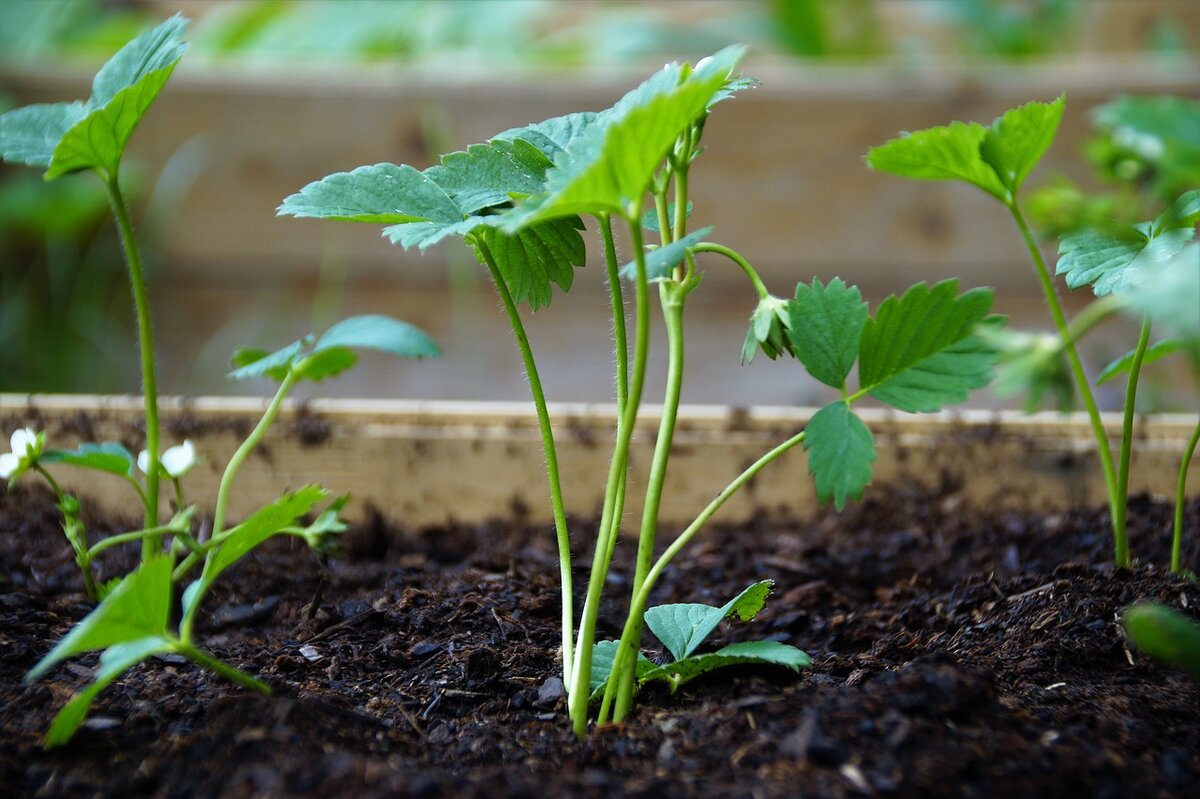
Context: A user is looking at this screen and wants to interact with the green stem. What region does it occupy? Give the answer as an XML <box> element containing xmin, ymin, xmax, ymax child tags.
<box><xmin>599</xmin><ymin>216</ymin><xmax>632</xmax><ymax>573</ymax></box>
<box><xmin>609</xmin><ymin>286</ymin><xmax>687</xmax><ymax>721</ymax></box>
<box><xmin>1115</xmin><ymin>317</ymin><xmax>1152</xmax><ymax>567</ymax></box>
<box><xmin>690</xmin><ymin>242</ymin><xmax>770</xmax><ymax>300</ymax></box>
<box><xmin>33</xmin><ymin>463</ymin><xmax>64</xmax><ymax>500</ymax></box>
<box><xmin>87</xmin><ymin>520</ymin><xmax>191</xmax><ymax>559</ymax></box>
<box><xmin>102</xmin><ymin>170</ymin><xmax>160</xmax><ymax>557</ymax></box>
<box><xmin>602</xmin><ymin>429</ymin><xmax>808</xmax><ymax>721</ymax></box>
<box><xmin>569</xmin><ymin>218</ymin><xmax>652</xmax><ymax>738</ymax></box>
<box><xmin>180</xmin><ymin>371</ymin><xmax>298</xmax><ymax>642</ymax></box>
<box><xmin>1062</xmin><ymin>295</ymin><xmax>1122</xmax><ymax>348</ymax></box>
<box><xmin>1008</xmin><ymin>201</ymin><xmax>1122</xmax><ymax>564</ymax></box>
<box><xmin>175</xmin><ymin>641</ymin><xmax>270</xmax><ymax>695</ymax></box>
<box><xmin>1173</xmin><ymin>418</ymin><xmax>1200</xmax><ymax>574</ymax></box>
<box><xmin>474</xmin><ymin>239</ymin><xmax>575</xmax><ymax>688</ymax></box>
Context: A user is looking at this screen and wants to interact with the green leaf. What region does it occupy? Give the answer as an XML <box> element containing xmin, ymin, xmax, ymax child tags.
<box><xmin>26</xmin><ymin>556</ymin><xmax>172</xmax><ymax>682</ymax></box>
<box><xmin>803</xmin><ymin>401</ymin><xmax>875</xmax><ymax>511</ymax></box>
<box><xmin>1097</xmin><ymin>339</ymin><xmax>1186</xmax><ymax>385</ymax></box>
<box><xmin>979</xmin><ymin>95</ymin><xmax>1065</xmax><ymax>194</ymax></box>
<box><xmin>493</xmin><ymin>112</ymin><xmax>601</xmax><ymax>160</ymax></box>
<box><xmin>787</xmin><ymin>277</ymin><xmax>868</xmax><ymax>389</ymax></box>
<box><xmin>644</xmin><ymin>579</ymin><xmax>774</xmax><ymax>661</ymax></box>
<box><xmin>857</xmin><ymin>280</ymin><xmax>998</xmax><ymax>412</ymax></box>
<box><xmin>42</xmin><ymin>442</ymin><xmax>136</xmax><ymax>478</ymax></box>
<box><xmin>640</xmin><ymin>202</ymin><xmax>692</xmax><ymax>234</ymax></box>
<box><xmin>228</xmin><ymin>339</ymin><xmax>304</xmax><ymax>381</ymax></box>
<box><xmin>509</xmin><ymin>46</ymin><xmax>746</xmax><ymax>225</ymax></box>
<box><xmin>1157</xmin><ymin>189</ymin><xmax>1200</xmax><ymax>233</ymax></box>
<box><xmin>1126</xmin><ymin>242</ymin><xmax>1200</xmax><ymax>339</ymax></box>
<box><xmin>472</xmin><ymin>218</ymin><xmax>587</xmax><ymax>310</ymax></box>
<box><xmin>313</xmin><ymin>314</ymin><xmax>441</xmax><ymax>359</ymax></box>
<box><xmin>47</xmin><ymin>66</ymin><xmax>179</xmax><ymax>179</ymax></box>
<box><xmin>865</xmin><ymin>121</ymin><xmax>1007</xmax><ymax>201</ymax></box>
<box><xmin>44</xmin><ymin>636</ymin><xmax>173</xmax><ymax>748</ymax></box>
<box><xmin>87</xmin><ymin>15</ymin><xmax>189</xmax><ymax>110</ymax></box>
<box><xmin>1057</xmin><ymin>224</ymin><xmax>1195</xmax><ymax>297</ymax></box>
<box><xmin>208</xmin><ymin>486</ymin><xmax>328</xmax><ymax>581</ymax></box>
<box><xmin>424</xmin><ymin>139</ymin><xmax>552</xmax><ymax>214</ymax></box>
<box><xmin>640</xmin><ymin>640</ymin><xmax>811</xmax><ymax>692</ymax></box>
<box><xmin>278</xmin><ymin>162</ymin><xmax>461</xmax><ymax>224</ymax></box>
<box><xmin>619</xmin><ymin>226</ymin><xmax>712</xmax><ymax>282</ymax></box>
<box><xmin>589</xmin><ymin>639</ymin><xmax>655</xmax><ymax>698</ymax></box>
<box><xmin>0</xmin><ymin>102</ymin><xmax>87</xmax><ymax>168</ymax></box>
<box><xmin>1123</xmin><ymin>602</ymin><xmax>1200</xmax><ymax>677</ymax></box>
<box><xmin>294</xmin><ymin>347</ymin><xmax>357</xmax><ymax>382</ymax></box>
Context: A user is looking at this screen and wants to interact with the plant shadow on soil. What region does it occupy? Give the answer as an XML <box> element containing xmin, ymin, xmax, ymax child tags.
<box><xmin>1</xmin><ymin>479</ymin><xmax>1198</xmax><ymax>799</ymax></box>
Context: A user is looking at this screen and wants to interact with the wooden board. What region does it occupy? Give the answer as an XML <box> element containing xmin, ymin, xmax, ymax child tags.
<box><xmin>2</xmin><ymin>395</ymin><xmax>1196</xmax><ymax>531</ymax></box>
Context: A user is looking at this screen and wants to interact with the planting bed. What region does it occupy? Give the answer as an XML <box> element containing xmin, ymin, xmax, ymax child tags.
<box><xmin>2</xmin><ymin>472</ymin><xmax>1198</xmax><ymax>798</ymax></box>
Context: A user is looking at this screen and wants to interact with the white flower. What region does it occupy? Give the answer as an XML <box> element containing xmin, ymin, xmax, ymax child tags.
<box><xmin>0</xmin><ymin>428</ymin><xmax>44</xmax><ymax>482</ymax></box>
<box><xmin>138</xmin><ymin>440</ymin><xmax>196</xmax><ymax>478</ymax></box>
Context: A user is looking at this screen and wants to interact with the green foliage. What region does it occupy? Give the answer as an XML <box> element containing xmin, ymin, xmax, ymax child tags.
<box><xmin>858</xmin><ymin>281</ymin><xmax>998</xmax><ymax>412</ymax></box>
<box><xmin>619</xmin><ymin>227</ymin><xmax>713</xmax><ymax>282</ymax></box>
<box><xmin>0</xmin><ymin>15</ymin><xmax>187</xmax><ymax>177</ymax></box>
<box><xmin>787</xmin><ymin>277</ymin><xmax>868</xmax><ymax>389</ymax></box>
<box><xmin>644</xmin><ymin>579</ymin><xmax>774</xmax><ymax>660</ymax></box>
<box><xmin>640</xmin><ymin>640</ymin><xmax>811</xmax><ymax>692</ymax></box>
<box><xmin>1127</xmin><ymin>242</ymin><xmax>1200</xmax><ymax>339</ymax></box>
<box><xmin>26</xmin><ymin>555</ymin><xmax>172</xmax><ymax>682</ymax></box>
<box><xmin>1056</xmin><ymin>195</ymin><xmax>1197</xmax><ymax>297</ymax></box>
<box><xmin>1097</xmin><ymin>339</ymin><xmax>1186</xmax><ymax>386</ymax></box>
<box><xmin>42</xmin><ymin>442</ymin><xmax>136</xmax><ymax>478</ymax></box>
<box><xmin>1123</xmin><ymin>602</ymin><xmax>1200</xmax><ymax>677</ymax></box>
<box><xmin>803</xmin><ymin>401</ymin><xmax>875</xmax><ymax>511</ymax></box>
<box><xmin>229</xmin><ymin>314</ymin><xmax>439</xmax><ymax>382</ymax></box>
<box><xmin>1092</xmin><ymin>95</ymin><xmax>1200</xmax><ymax>203</ymax></box>
<box><xmin>865</xmin><ymin>96</ymin><xmax>1064</xmax><ymax>204</ymax></box>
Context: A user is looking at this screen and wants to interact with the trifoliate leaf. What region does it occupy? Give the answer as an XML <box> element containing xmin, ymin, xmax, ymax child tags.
<box><xmin>865</xmin><ymin>121</ymin><xmax>1007</xmax><ymax>201</ymax></box>
<box><xmin>1057</xmin><ymin>223</ymin><xmax>1194</xmax><ymax>297</ymax></box>
<box><xmin>639</xmin><ymin>640</ymin><xmax>810</xmax><ymax>692</ymax></box>
<box><xmin>857</xmin><ymin>280</ymin><xmax>998</xmax><ymax>412</ymax></box>
<box><xmin>619</xmin><ymin>226</ymin><xmax>712</xmax><ymax>282</ymax></box>
<box><xmin>803</xmin><ymin>401</ymin><xmax>875</xmax><ymax>511</ymax></box>
<box><xmin>644</xmin><ymin>580</ymin><xmax>774</xmax><ymax>661</ymax></box>
<box><xmin>1097</xmin><ymin>339</ymin><xmax>1185</xmax><ymax>385</ymax></box>
<box><xmin>42</xmin><ymin>442</ymin><xmax>137</xmax><ymax>478</ymax></box>
<box><xmin>787</xmin><ymin>277</ymin><xmax>868</xmax><ymax>389</ymax></box>
<box><xmin>294</xmin><ymin>347</ymin><xmax>357</xmax><ymax>382</ymax></box>
<box><xmin>979</xmin><ymin>95</ymin><xmax>1065</xmax><ymax>194</ymax></box>
<box><xmin>1123</xmin><ymin>602</ymin><xmax>1200</xmax><ymax>677</ymax></box>
<box><xmin>473</xmin><ymin>217</ymin><xmax>586</xmax><ymax>310</ymax></box>
<box><xmin>26</xmin><ymin>556</ymin><xmax>172</xmax><ymax>682</ymax></box>
<box><xmin>45</xmin><ymin>636</ymin><xmax>173</xmax><ymax>747</ymax></box>
<box><xmin>424</xmin><ymin>139</ymin><xmax>552</xmax><ymax>215</ymax></box>
<box><xmin>228</xmin><ymin>339</ymin><xmax>305</xmax><ymax>381</ymax></box>
<box><xmin>278</xmin><ymin>162</ymin><xmax>461</xmax><ymax>224</ymax></box>
<box><xmin>508</xmin><ymin>46</ymin><xmax>746</xmax><ymax>226</ymax></box>
<box><xmin>313</xmin><ymin>314</ymin><xmax>441</xmax><ymax>359</ymax></box>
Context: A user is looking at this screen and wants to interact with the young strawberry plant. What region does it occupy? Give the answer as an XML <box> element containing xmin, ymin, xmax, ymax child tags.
<box><xmin>0</xmin><ymin>16</ymin><xmax>440</xmax><ymax>746</ymax></box>
<box><xmin>867</xmin><ymin>98</ymin><xmax>1199</xmax><ymax>572</ymax></box>
<box><xmin>281</xmin><ymin>47</ymin><xmax>1001</xmax><ymax>737</ymax></box>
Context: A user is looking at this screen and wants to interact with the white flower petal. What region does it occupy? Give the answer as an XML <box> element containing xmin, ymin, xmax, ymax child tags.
<box><xmin>161</xmin><ymin>440</ymin><xmax>196</xmax><ymax>477</ymax></box>
<box><xmin>0</xmin><ymin>452</ymin><xmax>19</xmax><ymax>480</ymax></box>
<box><xmin>10</xmin><ymin>428</ymin><xmax>36</xmax><ymax>458</ymax></box>
<box><xmin>137</xmin><ymin>449</ymin><xmax>151</xmax><ymax>475</ymax></box>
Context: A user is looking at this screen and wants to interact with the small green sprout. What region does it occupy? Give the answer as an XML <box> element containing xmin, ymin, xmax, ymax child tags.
<box><xmin>1123</xmin><ymin>602</ymin><xmax>1200</xmax><ymax>678</ymax></box>
<box><xmin>283</xmin><ymin>48</ymin><xmax>999</xmax><ymax>738</ymax></box>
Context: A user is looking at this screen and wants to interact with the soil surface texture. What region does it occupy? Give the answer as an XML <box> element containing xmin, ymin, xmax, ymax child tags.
<box><xmin>2</xmin><ymin>481</ymin><xmax>1199</xmax><ymax>799</ymax></box>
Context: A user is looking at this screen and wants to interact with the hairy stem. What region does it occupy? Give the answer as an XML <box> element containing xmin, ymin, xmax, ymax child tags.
<box><xmin>1115</xmin><ymin>317</ymin><xmax>1152</xmax><ymax>567</ymax></box>
<box><xmin>1008</xmin><ymin>201</ymin><xmax>1122</xmax><ymax>564</ymax></box>
<box><xmin>475</xmin><ymin>239</ymin><xmax>575</xmax><ymax>687</ymax></box>
<box><xmin>180</xmin><ymin>371</ymin><xmax>297</xmax><ymax>642</ymax></box>
<box><xmin>599</xmin><ymin>216</ymin><xmax>632</xmax><ymax>582</ymax></box>
<box><xmin>602</xmin><ymin>429</ymin><xmax>808</xmax><ymax>721</ymax></box>
<box><xmin>102</xmin><ymin>170</ymin><xmax>160</xmax><ymax>556</ymax></box>
<box><xmin>569</xmin><ymin>218</ymin><xmax>652</xmax><ymax>738</ymax></box>
<box><xmin>608</xmin><ymin>287</ymin><xmax>687</xmax><ymax>721</ymax></box>
<box><xmin>1173</xmin><ymin>418</ymin><xmax>1200</xmax><ymax>574</ymax></box>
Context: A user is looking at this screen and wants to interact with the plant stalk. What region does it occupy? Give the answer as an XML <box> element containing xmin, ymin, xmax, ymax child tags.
<box><xmin>1008</xmin><ymin>201</ymin><xmax>1122</xmax><ymax>565</ymax></box>
<box><xmin>691</xmin><ymin>242</ymin><xmax>770</xmax><ymax>300</ymax></box>
<box><xmin>102</xmin><ymin>170</ymin><xmax>160</xmax><ymax>556</ymax></box>
<box><xmin>475</xmin><ymin>240</ymin><xmax>575</xmax><ymax>687</ymax></box>
<box><xmin>176</xmin><ymin>641</ymin><xmax>270</xmax><ymax>694</ymax></box>
<box><xmin>602</xmin><ymin>429</ymin><xmax>808</xmax><ymax>721</ymax></box>
<box><xmin>1115</xmin><ymin>317</ymin><xmax>1152</xmax><ymax>567</ymax></box>
<box><xmin>1173</xmin><ymin>417</ymin><xmax>1200</xmax><ymax>574</ymax></box>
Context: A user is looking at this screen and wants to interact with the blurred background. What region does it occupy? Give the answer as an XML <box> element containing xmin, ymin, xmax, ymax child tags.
<box><xmin>1</xmin><ymin>0</ymin><xmax>1197</xmax><ymax>411</ymax></box>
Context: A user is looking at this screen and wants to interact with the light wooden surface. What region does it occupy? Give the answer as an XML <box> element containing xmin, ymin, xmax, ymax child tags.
<box><xmin>2</xmin><ymin>395</ymin><xmax>1196</xmax><ymax>530</ymax></box>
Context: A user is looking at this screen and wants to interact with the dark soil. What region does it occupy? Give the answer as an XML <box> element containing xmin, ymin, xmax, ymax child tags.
<box><xmin>2</xmin><ymin>480</ymin><xmax>1199</xmax><ymax>799</ymax></box>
